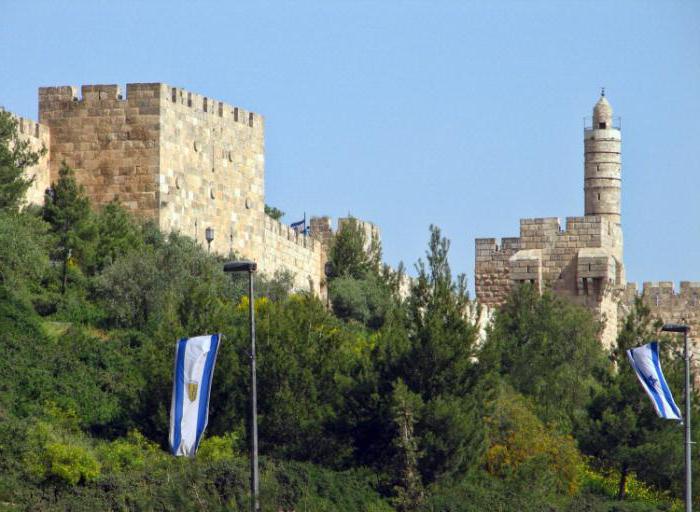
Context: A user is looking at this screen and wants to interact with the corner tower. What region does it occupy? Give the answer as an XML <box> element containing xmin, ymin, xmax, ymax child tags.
<box><xmin>584</xmin><ymin>91</ymin><xmax>621</xmax><ymax>224</ymax></box>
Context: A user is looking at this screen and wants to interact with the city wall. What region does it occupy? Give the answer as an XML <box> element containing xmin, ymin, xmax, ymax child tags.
<box><xmin>12</xmin><ymin>113</ymin><xmax>51</xmax><ymax>206</ymax></box>
<box><xmin>623</xmin><ymin>281</ymin><xmax>700</xmax><ymax>341</ymax></box>
<box><xmin>28</xmin><ymin>83</ymin><xmax>326</xmax><ymax>294</ymax></box>
<box><xmin>476</xmin><ymin>215</ymin><xmax>624</xmax><ymax>347</ymax></box>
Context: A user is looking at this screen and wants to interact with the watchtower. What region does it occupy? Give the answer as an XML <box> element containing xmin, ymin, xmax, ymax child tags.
<box><xmin>584</xmin><ymin>90</ymin><xmax>622</xmax><ymax>225</ymax></box>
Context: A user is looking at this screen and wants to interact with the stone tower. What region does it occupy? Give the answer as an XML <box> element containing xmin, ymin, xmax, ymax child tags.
<box><xmin>584</xmin><ymin>91</ymin><xmax>624</xmax><ymax>284</ymax></box>
<box><xmin>584</xmin><ymin>91</ymin><xmax>621</xmax><ymax>224</ymax></box>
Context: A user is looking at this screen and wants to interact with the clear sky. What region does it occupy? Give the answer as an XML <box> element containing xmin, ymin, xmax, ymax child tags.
<box><xmin>2</xmin><ymin>1</ymin><xmax>698</xmax><ymax>292</ymax></box>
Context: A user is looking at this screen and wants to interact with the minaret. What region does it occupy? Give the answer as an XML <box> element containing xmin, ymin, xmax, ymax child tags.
<box><xmin>584</xmin><ymin>90</ymin><xmax>621</xmax><ymax>225</ymax></box>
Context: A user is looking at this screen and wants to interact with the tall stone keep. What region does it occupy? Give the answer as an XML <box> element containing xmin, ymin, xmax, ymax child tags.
<box><xmin>475</xmin><ymin>93</ymin><xmax>627</xmax><ymax>347</ymax></box>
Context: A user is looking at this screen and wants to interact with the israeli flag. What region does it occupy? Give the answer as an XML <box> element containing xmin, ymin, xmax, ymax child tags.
<box><xmin>626</xmin><ymin>341</ymin><xmax>681</xmax><ymax>420</ymax></box>
<box><xmin>169</xmin><ymin>334</ymin><xmax>221</xmax><ymax>457</ymax></box>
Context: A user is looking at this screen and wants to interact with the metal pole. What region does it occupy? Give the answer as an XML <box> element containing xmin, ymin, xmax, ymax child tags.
<box><xmin>685</xmin><ymin>327</ymin><xmax>692</xmax><ymax>512</ymax></box>
<box><xmin>249</xmin><ymin>270</ymin><xmax>260</xmax><ymax>512</ymax></box>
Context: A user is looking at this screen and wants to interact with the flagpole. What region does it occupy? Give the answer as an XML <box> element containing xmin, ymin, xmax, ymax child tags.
<box><xmin>662</xmin><ymin>323</ymin><xmax>692</xmax><ymax>512</ymax></box>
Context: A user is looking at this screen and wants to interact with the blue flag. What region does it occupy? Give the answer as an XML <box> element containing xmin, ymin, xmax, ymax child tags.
<box><xmin>290</xmin><ymin>219</ymin><xmax>305</xmax><ymax>233</ymax></box>
<box><xmin>169</xmin><ymin>334</ymin><xmax>221</xmax><ymax>456</ymax></box>
<box><xmin>627</xmin><ymin>341</ymin><xmax>681</xmax><ymax>420</ymax></box>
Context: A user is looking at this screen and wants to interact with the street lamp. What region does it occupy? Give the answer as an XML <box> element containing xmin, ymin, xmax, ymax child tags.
<box><xmin>205</xmin><ymin>227</ymin><xmax>214</xmax><ymax>253</ymax></box>
<box><xmin>662</xmin><ymin>322</ymin><xmax>692</xmax><ymax>512</ymax></box>
<box><xmin>223</xmin><ymin>260</ymin><xmax>259</xmax><ymax>512</ymax></box>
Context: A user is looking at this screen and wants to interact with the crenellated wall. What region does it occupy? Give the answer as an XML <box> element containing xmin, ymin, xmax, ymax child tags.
<box><xmin>475</xmin><ymin>236</ymin><xmax>520</xmax><ymax>306</ymax></box>
<box><xmin>38</xmin><ymin>84</ymin><xmax>162</xmax><ymax>218</ymax></box>
<box><xmin>10</xmin><ymin>113</ymin><xmax>51</xmax><ymax>206</ymax></box>
<box><xmin>476</xmin><ymin>215</ymin><xmax>624</xmax><ymax>347</ymax></box>
<box><xmin>24</xmin><ymin>82</ymin><xmax>327</xmax><ymax>295</ymax></box>
<box><xmin>622</xmin><ymin>282</ymin><xmax>700</xmax><ymax>340</ymax></box>
<box><xmin>262</xmin><ymin>215</ymin><xmax>326</xmax><ymax>295</ymax></box>
<box><xmin>157</xmin><ymin>83</ymin><xmax>265</xmax><ymax>257</ymax></box>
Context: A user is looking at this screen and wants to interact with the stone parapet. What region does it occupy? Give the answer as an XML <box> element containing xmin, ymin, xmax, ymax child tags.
<box><xmin>3</xmin><ymin>111</ymin><xmax>51</xmax><ymax>206</ymax></box>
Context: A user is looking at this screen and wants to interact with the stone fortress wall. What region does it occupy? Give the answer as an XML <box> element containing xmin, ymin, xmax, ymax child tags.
<box><xmin>11</xmin><ymin>82</ymin><xmax>383</xmax><ymax>296</ymax></box>
<box><xmin>622</xmin><ymin>282</ymin><xmax>700</xmax><ymax>339</ymax></box>
<box><xmin>476</xmin><ymin>216</ymin><xmax>623</xmax><ymax>347</ymax></box>
<box><xmin>9</xmin><ymin>113</ymin><xmax>51</xmax><ymax>206</ymax></box>
<box><xmin>474</xmin><ymin>93</ymin><xmax>697</xmax><ymax>348</ymax></box>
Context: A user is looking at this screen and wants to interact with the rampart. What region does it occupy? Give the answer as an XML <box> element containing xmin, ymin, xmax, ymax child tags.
<box><xmin>27</xmin><ymin>82</ymin><xmax>326</xmax><ymax>295</ymax></box>
<box><xmin>262</xmin><ymin>216</ymin><xmax>325</xmax><ymax>294</ymax></box>
<box><xmin>476</xmin><ymin>216</ymin><xmax>623</xmax><ymax>305</ymax></box>
<box><xmin>623</xmin><ymin>282</ymin><xmax>700</xmax><ymax>340</ymax></box>
<box><xmin>11</xmin><ymin>113</ymin><xmax>51</xmax><ymax>206</ymax></box>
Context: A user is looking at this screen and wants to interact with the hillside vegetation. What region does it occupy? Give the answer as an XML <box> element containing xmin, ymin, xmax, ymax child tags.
<box><xmin>0</xmin><ymin>110</ymin><xmax>696</xmax><ymax>511</ymax></box>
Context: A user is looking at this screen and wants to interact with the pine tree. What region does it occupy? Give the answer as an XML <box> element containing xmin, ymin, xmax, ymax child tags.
<box><xmin>42</xmin><ymin>164</ymin><xmax>96</xmax><ymax>293</ymax></box>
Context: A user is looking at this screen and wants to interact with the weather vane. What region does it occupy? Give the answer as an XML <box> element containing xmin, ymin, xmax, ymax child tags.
<box><xmin>601</xmin><ymin>87</ymin><xmax>605</xmax><ymax>97</ymax></box>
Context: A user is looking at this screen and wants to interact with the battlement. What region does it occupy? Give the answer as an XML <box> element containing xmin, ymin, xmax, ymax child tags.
<box><xmin>632</xmin><ymin>281</ymin><xmax>700</xmax><ymax>298</ymax></box>
<box><xmin>14</xmin><ymin>114</ymin><xmax>50</xmax><ymax>140</ymax></box>
<box><xmin>165</xmin><ymin>84</ymin><xmax>263</xmax><ymax>131</ymax></box>
<box><xmin>264</xmin><ymin>215</ymin><xmax>318</xmax><ymax>252</ymax></box>
<box><xmin>38</xmin><ymin>83</ymin><xmax>263</xmax><ymax>132</ymax></box>
<box><xmin>475</xmin><ymin>237</ymin><xmax>520</xmax><ymax>261</ymax></box>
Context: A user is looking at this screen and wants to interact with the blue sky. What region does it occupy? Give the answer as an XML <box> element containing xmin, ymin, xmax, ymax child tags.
<box><xmin>1</xmin><ymin>1</ymin><xmax>698</xmax><ymax>292</ymax></box>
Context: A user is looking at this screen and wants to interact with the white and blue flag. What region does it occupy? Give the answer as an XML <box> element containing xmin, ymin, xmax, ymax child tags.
<box><xmin>169</xmin><ymin>334</ymin><xmax>221</xmax><ymax>457</ymax></box>
<box><xmin>626</xmin><ymin>341</ymin><xmax>681</xmax><ymax>421</ymax></box>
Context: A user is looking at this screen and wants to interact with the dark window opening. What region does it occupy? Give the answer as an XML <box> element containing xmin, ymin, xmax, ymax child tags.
<box><xmin>598</xmin><ymin>122</ymin><xmax>606</xmax><ymax>129</ymax></box>
<box><xmin>597</xmin><ymin>193</ymin><xmax>601</xmax><ymax>200</ymax></box>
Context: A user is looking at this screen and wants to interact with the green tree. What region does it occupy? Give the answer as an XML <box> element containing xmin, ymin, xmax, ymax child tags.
<box><xmin>0</xmin><ymin>110</ymin><xmax>45</xmax><ymax>211</ymax></box>
<box><xmin>403</xmin><ymin>225</ymin><xmax>477</xmax><ymax>400</ymax></box>
<box><xmin>94</xmin><ymin>200</ymin><xmax>142</xmax><ymax>271</ymax></box>
<box><xmin>264</xmin><ymin>204</ymin><xmax>285</xmax><ymax>221</ymax></box>
<box><xmin>575</xmin><ymin>299</ymin><xmax>684</xmax><ymax>500</ymax></box>
<box><xmin>42</xmin><ymin>164</ymin><xmax>97</xmax><ymax>293</ymax></box>
<box><xmin>0</xmin><ymin>210</ymin><xmax>50</xmax><ymax>295</ymax></box>
<box><xmin>479</xmin><ymin>284</ymin><xmax>608</xmax><ymax>429</ymax></box>
<box><xmin>328</xmin><ymin>216</ymin><xmax>381</xmax><ymax>280</ymax></box>
<box><xmin>390</xmin><ymin>380</ymin><xmax>425</xmax><ymax>511</ymax></box>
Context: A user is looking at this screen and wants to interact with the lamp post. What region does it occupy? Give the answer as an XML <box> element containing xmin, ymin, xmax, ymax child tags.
<box><xmin>205</xmin><ymin>227</ymin><xmax>214</xmax><ymax>253</ymax></box>
<box><xmin>223</xmin><ymin>260</ymin><xmax>259</xmax><ymax>512</ymax></box>
<box><xmin>662</xmin><ymin>322</ymin><xmax>692</xmax><ymax>512</ymax></box>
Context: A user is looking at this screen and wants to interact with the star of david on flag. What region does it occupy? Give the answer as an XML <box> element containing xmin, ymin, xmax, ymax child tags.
<box><xmin>626</xmin><ymin>341</ymin><xmax>681</xmax><ymax>421</ymax></box>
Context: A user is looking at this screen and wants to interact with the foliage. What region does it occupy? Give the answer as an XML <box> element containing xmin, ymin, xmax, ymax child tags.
<box><xmin>576</xmin><ymin>298</ymin><xmax>686</xmax><ymax>500</ymax></box>
<box><xmin>330</xmin><ymin>272</ymin><xmax>393</xmax><ymax>329</ymax></box>
<box><xmin>264</xmin><ymin>203</ymin><xmax>285</xmax><ymax>221</ymax></box>
<box><xmin>483</xmin><ymin>384</ymin><xmax>581</xmax><ymax>496</ymax></box>
<box><xmin>42</xmin><ymin>164</ymin><xmax>97</xmax><ymax>292</ymax></box>
<box><xmin>0</xmin><ymin>110</ymin><xmax>45</xmax><ymax>211</ymax></box>
<box><xmin>0</xmin><ymin>164</ymin><xmax>685</xmax><ymax>510</ymax></box>
<box><xmin>328</xmin><ymin>215</ymin><xmax>381</xmax><ymax>279</ymax></box>
<box><xmin>479</xmin><ymin>283</ymin><xmax>608</xmax><ymax>429</ymax></box>
<box><xmin>0</xmin><ymin>210</ymin><xmax>50</xmax><ymax>292</ymax></box>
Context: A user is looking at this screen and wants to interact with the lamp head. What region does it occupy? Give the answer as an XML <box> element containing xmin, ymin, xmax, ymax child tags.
<box><xmin>205</xmin><ymin>227</ymin><xmax>215</xmax><ymax>244</ymax></box>
<box><xmin>223</xmin><ymin>260</ymin><xmax>257</xmax><ymax>273</ymax></box>
<box><xmin>661</xmin><ymin>323</ymin><xmax>690</xmax><ymax>333</ymax></box>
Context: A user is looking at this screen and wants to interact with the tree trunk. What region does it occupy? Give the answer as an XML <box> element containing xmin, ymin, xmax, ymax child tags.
<box><xmin>617</xmin><ymin>463</ymin><xmax>628</xmax><ymax>500</ymax></box>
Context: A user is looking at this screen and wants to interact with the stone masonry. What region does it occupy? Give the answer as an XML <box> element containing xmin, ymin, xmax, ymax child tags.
<box><xmin>11</xmin><ymin>113</ymin><xmax>51</xmax><ymax>206</ymax></box>
<box><xmin>475</xmin><ymin>93</ymin><xmax>698</xmax><ymax>348</ymax></box>
<box><xmin>11</xmin><ymin>82</ymin><xmax>381</xmax><ymax>297</ymax></box>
